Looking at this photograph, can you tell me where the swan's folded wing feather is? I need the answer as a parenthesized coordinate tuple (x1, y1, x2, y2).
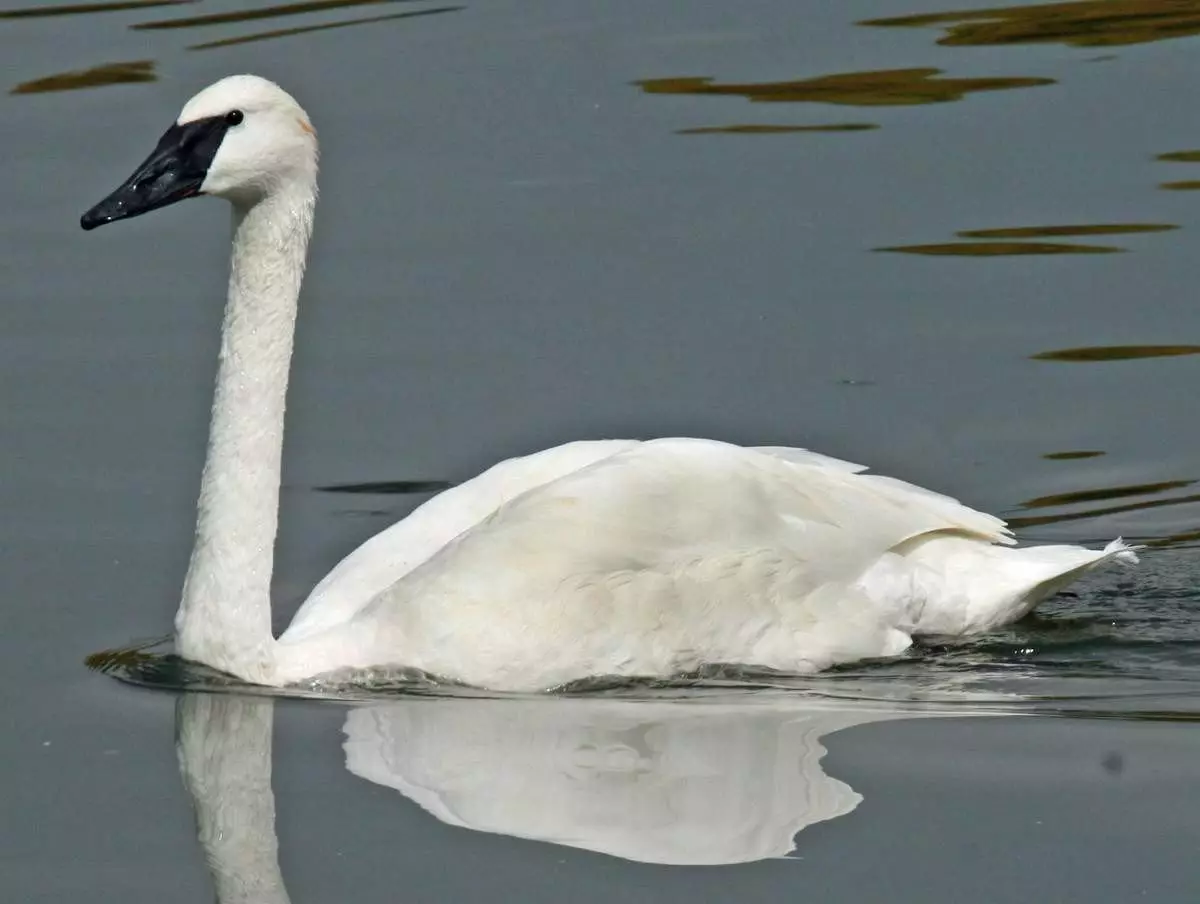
(755, 446, 1010, 544)
(751, 446, 867, 473)
(316, 439, 1015, 686)
(280, 440, 639, 641)
(283, 438, 1012, 665)
(852, 472, 1012, 545)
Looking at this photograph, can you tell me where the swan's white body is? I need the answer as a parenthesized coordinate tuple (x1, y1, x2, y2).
(87, 76, 1136, 692)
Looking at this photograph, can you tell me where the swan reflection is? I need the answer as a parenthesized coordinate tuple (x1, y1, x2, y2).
(177, 691, 977, 899)
(341, 697, 919, 865)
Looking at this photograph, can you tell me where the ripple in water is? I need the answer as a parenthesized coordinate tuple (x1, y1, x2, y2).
(86, 553, 1200, 721)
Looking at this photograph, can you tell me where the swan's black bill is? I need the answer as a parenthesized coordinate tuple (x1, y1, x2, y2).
(81, 115, 231, 231)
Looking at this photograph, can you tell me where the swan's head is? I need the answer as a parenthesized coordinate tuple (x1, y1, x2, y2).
(81, 74, 318, 230)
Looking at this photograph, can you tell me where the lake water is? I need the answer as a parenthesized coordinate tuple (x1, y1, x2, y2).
(3, 0, 1199, 900)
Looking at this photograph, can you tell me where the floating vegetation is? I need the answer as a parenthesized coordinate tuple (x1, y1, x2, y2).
(1159, 181, 1200, 191)
(879, 223, 1176, 256)
(958, 223, 1177, 239)
(188, 5, 462, 50)
(677, 123, 879, 135)
(862, 1, 1200, 49)
(1009, 491, 1200, 530)
(11, 59, 155, 94)
(1043, 450, 1106, 461)
(878, 241, 1120, 256)
(1157, 150, 1200, 163)
(5, 1, 462, 91)
(635, 67, 1053, 107)
(0, 0, 189, 19)
(1145, 528, 1200, 549)
(1022, 480, 1195, 511)
(133, 0, 417, 29)
(1009, 477, 1200, 531)
(1031, 345, 1200, 362)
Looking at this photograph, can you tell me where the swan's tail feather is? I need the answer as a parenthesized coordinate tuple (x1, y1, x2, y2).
(1019, 536, 1141, 613)
(872, 533, 1143, 636)
(1100, 537, 1142, 566)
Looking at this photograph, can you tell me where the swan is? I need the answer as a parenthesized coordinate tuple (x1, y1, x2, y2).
(80, 75, 1136, 691)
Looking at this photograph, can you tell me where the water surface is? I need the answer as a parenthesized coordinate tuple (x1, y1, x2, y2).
(2, 0, 1199, 901)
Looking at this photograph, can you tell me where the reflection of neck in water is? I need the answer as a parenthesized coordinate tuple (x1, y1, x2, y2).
(176, 694, 289, 904)
(176, 693, 966, 889)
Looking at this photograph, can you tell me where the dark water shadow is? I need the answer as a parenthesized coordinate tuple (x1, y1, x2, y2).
(131, 0, 424, 29)
(8, 0, 460, 91)
(1157, 150, 1200, 162)
(862, 1, 1200, 49)
(308, 478, 451, 519)
(0, 0, 189, 19)
(881, 222, 1175, 256)
(11, 59, 155, 94)
(1031, 344, 1200, 361)
(187, 5, 462, 50)
(1044, 450, 1106, 460)
(1007, 476, 1200, 538)
(879, 241, 1121, 255)
(635, 67, 1053, 107)
(678, 123, 879, 135)
(314, 479, 454, 495)
(960, 224, 1177, 238)
(1143, 527, 1200, 549)
(1009, 494, 1200, 530)
(1022, 480, 1195, 510)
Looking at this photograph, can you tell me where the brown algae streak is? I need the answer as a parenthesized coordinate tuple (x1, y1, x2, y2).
(1031, 345, 1200, 362)
(862, 1, 1200, 48)
(0, 0, 189, 19)
(1009, 485, 1200, 531)
(134, 0, 417, 29)
(1022, 480, 1195, 511)
(188, 5, 462, 50)
(958, 223, 1178, 238)
(878, 241, 1121, 255)
(1146, 528, 1200, 549)
(1043, 450, 1106, 461)
(1157, 150, 1200, 162)
(879, 223, 1178, 256)
(634, 68, 1053, 107)
(678, 123, 878, 135)
(12, 59, 155, 94)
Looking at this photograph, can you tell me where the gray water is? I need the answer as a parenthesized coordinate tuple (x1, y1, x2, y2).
(3, 0, 1200, 900)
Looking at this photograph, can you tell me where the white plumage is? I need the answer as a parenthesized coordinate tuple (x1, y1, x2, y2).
(82, 75, 1136, 692)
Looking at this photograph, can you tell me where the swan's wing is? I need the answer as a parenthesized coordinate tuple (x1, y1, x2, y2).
(751, 446, 867, 472)
(756, 445, 1009, 534)
(334, 438, 1011, 687)
(281, 440, 640, 641)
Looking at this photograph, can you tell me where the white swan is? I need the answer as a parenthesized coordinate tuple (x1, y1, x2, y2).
(81, 75, 1136, 691)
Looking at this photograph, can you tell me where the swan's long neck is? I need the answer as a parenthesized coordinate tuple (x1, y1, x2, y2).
(175, 184, 315, 681)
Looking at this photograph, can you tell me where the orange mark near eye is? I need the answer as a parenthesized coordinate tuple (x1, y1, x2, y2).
(298, 118, 316, 136)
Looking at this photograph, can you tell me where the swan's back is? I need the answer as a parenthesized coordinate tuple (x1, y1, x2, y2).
(278, 438, 1021, 688)
(284, 438, 1005, 642)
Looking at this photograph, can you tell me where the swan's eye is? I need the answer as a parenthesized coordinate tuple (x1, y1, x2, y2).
(225, 110, 244, 126)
